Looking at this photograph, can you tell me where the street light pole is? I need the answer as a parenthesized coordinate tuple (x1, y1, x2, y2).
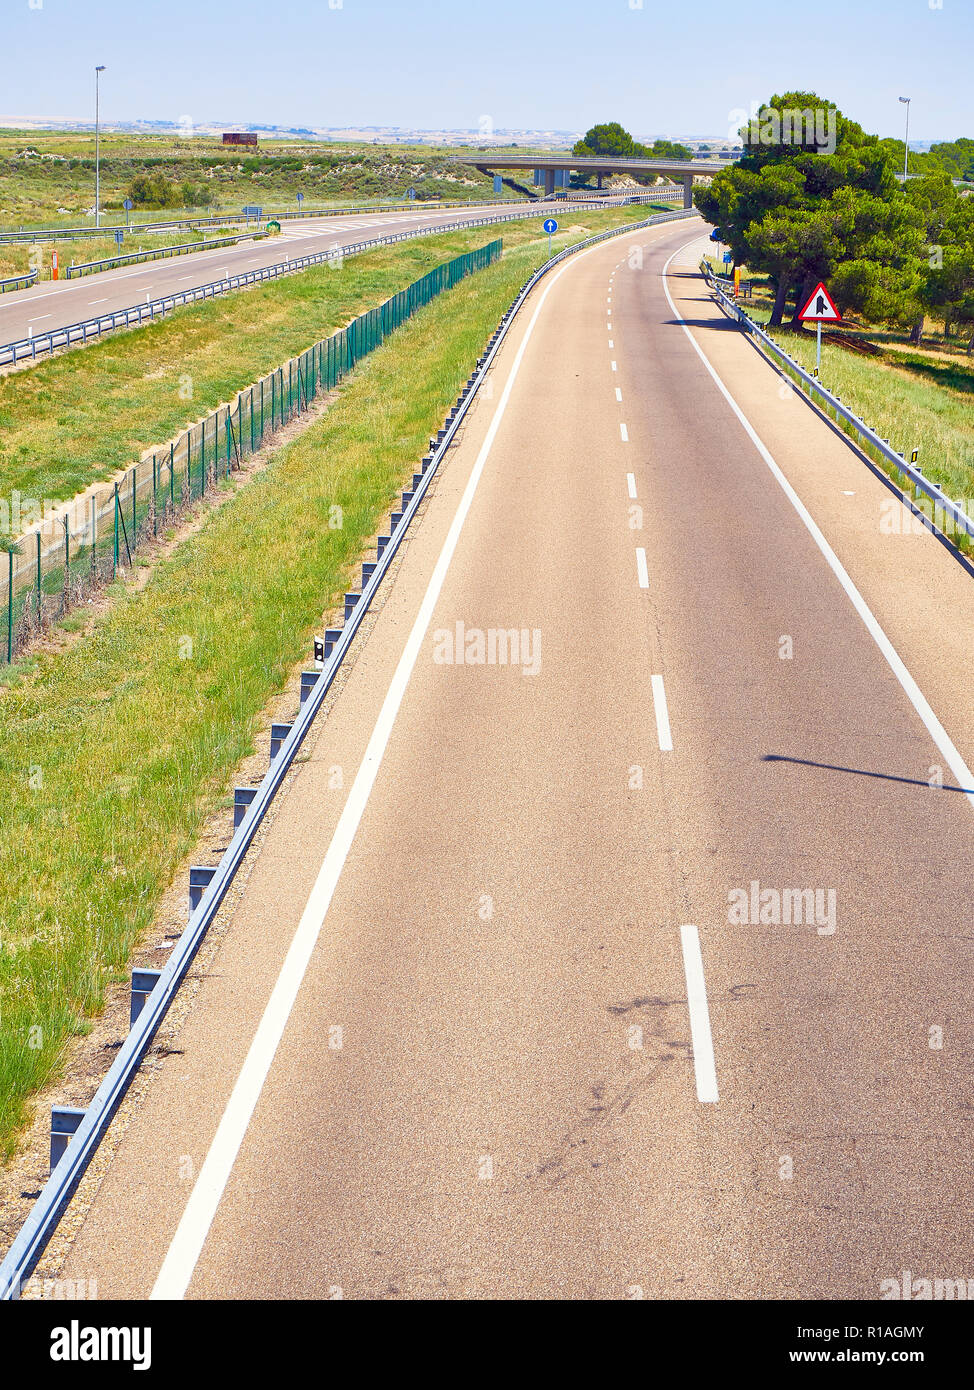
(95, 65, 106, 227)
(899, 96, 911, 180)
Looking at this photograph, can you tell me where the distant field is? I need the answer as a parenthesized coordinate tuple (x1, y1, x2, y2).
(0, 127, 521, 226)
(0, 203, 656, 513)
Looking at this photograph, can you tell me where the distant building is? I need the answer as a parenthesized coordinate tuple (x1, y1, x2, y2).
(222, 132, 258, 147)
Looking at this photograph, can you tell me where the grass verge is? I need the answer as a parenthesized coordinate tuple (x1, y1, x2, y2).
(753, 318, 974, 502)
(0, 205, 655, 510)
(0, 211, 653, 1155)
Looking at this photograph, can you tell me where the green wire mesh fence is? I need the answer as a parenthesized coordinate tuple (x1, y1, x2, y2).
(1, 238, 502, 663)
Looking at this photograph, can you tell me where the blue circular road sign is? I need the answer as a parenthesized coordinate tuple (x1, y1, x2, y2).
(543, 218, 558, 234)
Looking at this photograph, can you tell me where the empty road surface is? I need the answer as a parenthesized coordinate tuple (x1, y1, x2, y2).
(53, 216, 974, 1299)
(0, 197, 638, 350)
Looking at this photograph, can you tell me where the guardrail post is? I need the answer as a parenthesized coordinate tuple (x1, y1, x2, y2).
(188, 865, 217, 912)
(130, 969, 162, 1029)
(300, 670, 320, 705)
(270, 723, 293, 760)
(227, 787, 257, 830)
(50, 1107, 85, 1173)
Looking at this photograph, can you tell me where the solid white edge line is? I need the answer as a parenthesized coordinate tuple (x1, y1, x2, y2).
(149, 227, 650, 1302)
(679, 925, 719, 1104)
(661, 239, 974, 813)
(635, 547, 649, 589)
(651, 673, 673, 750)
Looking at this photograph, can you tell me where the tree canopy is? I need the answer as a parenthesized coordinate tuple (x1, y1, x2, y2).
(694, 91, 974, 342)
(572, 123, 692, 164)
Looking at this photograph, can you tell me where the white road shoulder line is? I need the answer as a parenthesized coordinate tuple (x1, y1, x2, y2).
(661, 239, 974, 813)
(149, 231, 624, 1302)
(679, 925, 719, 1103)
(651, 673, 672, 750)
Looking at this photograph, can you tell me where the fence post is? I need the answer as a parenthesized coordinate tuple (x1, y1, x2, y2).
(131, 467, 137, 544)
(63, 516, 69, 608)
(6, 548, 12, 663)
(169, 442, 175, 514)
(250, 387, 255, 454)
(152, 453, 158, 536)
(90, 495, 97, 577)
(36, 530, 41, 623)
(113, 483, 119, 577)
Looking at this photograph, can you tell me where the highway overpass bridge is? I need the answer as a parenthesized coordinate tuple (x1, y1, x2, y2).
(451, 153, 730, 205)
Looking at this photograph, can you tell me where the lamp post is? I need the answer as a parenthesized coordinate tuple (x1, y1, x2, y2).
(899, 96, 911, 180)
(95, 65, 106, 227)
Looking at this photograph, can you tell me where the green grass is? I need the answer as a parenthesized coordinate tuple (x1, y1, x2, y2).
(0, 208, 655, 1155)
(0, 204, 655, 514)
(752, 317, 974, 502)
(0, 128, 510, 225)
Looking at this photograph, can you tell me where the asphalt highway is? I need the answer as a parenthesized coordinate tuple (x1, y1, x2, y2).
(56, 216, 974, 1300)
(0, 197, 635, 351)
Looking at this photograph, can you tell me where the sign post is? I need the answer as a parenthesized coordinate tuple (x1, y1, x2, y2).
(123, 197, 133, 228)
(798, 281, 842, 376)
(543, 217, 558, 258)
(51, 249, 58, 282)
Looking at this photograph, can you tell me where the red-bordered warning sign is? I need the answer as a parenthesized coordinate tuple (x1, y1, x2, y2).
(798, 281, 841, 322)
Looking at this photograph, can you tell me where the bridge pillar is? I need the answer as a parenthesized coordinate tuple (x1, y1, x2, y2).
(683, 174, 694, 209)
(597, 172, 603, 190)
(544, 168, 556, 197)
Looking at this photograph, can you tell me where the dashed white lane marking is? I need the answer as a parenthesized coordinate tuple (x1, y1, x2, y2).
(619, 423, 629, 442)
(608, 339, 614, 348)
(611, 360, 617, 371)
(636, 547, 649, 588)
(148, 228, 623, 1302)
(661, 237, 974, 816)
(651, 673, 673, 751)
(87, 298, 107, 305)
(627, 473, 637, 499)
(27, 314, 51, 321)
(615, 387, 623, 402)
(679, 925, 719, 1103)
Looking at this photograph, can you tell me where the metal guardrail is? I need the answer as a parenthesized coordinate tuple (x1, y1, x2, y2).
(0, 190, 673, 245)
(0, 201, 636, 367)
(64, 230, 266, 279)
(0, 197, 537, 244)
(701, 262, 974, 543)
(0, 204, 697, 1300)
(0, 270, 37, 293)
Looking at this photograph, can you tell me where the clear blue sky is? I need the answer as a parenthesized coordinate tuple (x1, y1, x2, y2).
(5, 0, 972, 141)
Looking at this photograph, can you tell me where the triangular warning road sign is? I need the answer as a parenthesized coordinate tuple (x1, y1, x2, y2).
(798, 281, 841, 322)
